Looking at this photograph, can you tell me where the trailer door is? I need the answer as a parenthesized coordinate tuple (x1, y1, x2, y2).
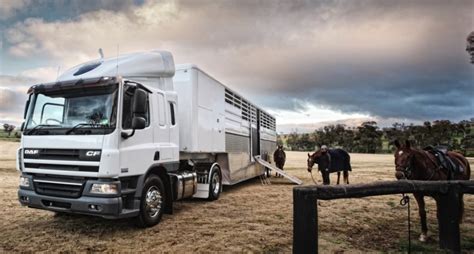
(251, 109, 260, 157)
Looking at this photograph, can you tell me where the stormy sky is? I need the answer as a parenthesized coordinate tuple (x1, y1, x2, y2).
(0, 0, 473, 130)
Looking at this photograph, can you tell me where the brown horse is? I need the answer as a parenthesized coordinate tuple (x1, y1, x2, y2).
(393, 140, 471, 242)
(273, 145, 286, 177)
(307, 147, 351, 185)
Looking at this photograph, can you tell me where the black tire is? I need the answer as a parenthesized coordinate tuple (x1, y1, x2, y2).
(136, 175, 166, 227)
(208, 166, 221, 201)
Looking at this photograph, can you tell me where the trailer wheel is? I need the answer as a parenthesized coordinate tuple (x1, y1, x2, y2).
(208, 166, 221, 201)
(136, 175, 166, 227)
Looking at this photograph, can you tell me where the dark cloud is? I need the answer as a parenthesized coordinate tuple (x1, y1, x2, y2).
(2, 0, 474, 123)
(1, 0, 141, 22)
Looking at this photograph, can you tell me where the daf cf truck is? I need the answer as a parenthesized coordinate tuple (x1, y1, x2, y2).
(16, 50, 277, 227)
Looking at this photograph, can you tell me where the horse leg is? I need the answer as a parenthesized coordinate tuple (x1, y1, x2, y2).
(343, 171, 349, 184)
(337, 172, 340, 185)
(414, 193, 428, 242)
(460, 193, 464, 224)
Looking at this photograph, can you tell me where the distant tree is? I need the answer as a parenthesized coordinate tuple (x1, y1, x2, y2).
(384, 122, 409, 147)
(277, 134, 284, 147)
(461, 134, 474, 156)
(298, 133, 316, 151)
(286, 131, 300, 151)
(431, 120, 455, 146)
(3, 124, 15, 136)
(355, 121, 383, 153)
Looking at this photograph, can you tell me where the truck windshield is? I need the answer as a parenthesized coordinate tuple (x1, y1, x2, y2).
(24, 85, 118, 135)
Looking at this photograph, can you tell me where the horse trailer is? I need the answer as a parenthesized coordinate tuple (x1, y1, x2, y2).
(17, 50, 276, 226)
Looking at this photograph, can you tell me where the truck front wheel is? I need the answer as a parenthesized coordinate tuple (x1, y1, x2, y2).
(208, 166, 221, 201)
(136, 175, 166, 227)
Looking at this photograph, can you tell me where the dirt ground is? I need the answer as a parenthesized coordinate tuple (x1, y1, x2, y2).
(0, 140, 473, 253)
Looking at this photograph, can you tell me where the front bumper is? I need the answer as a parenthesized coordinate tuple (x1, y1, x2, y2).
(18, 189, 138, 219)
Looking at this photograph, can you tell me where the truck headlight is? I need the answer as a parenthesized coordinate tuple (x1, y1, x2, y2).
(19, 176, 30, 187)
(90, 183, 118, 194)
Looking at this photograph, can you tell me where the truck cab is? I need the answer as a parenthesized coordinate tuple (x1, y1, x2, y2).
(17, 51, 222, 227)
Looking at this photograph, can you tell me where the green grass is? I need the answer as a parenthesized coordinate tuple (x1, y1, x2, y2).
(0, 130, 21, 142)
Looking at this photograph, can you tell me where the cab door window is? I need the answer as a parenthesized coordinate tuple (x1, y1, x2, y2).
(122, 85, 150, 129)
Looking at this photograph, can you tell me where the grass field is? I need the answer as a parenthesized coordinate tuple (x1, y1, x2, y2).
(0, 129, 20, 142)
(0, 140, 473, 252)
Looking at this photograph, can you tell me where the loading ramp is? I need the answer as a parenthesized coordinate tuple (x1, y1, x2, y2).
(254, 156, 303, 185)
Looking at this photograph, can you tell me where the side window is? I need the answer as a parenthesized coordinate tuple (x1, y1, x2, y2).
(122, 85, 150, 129)
(157, 94, 166, 126)
(169, 102, 176, 126)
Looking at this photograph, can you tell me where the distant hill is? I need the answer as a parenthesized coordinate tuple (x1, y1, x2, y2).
(277, 117, 422, 134)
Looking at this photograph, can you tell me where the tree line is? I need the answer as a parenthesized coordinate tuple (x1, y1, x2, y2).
(279, 119, 474, 156)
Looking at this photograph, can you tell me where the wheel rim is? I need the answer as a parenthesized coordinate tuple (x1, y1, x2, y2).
(212, 171, 220, 196)
(145, 186, 162, 218)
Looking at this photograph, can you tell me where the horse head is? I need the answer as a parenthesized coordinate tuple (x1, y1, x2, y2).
(393, 140, 415, 180)
(307, 150, 325, 172)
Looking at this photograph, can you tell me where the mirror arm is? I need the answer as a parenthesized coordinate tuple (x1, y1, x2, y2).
(121, 129, 135, 139)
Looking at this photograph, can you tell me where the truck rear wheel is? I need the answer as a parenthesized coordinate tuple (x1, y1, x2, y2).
(136, 175, 165, 227)
(208, 166, 221, 201)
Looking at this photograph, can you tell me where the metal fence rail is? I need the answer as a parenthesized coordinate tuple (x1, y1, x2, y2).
(293, 180, 474, 253)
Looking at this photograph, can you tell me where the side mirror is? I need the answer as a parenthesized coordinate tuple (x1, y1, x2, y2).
(132, 89, 147, 114)
(132, 117, 146, 130)
(122, 89, 148, 139)
(20, 122, 25, 132)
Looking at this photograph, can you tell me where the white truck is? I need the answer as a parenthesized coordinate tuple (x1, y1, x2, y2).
(16, 50, 277, 227)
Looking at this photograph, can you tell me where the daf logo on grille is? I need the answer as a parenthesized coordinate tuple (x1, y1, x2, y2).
(24, 149, 39, 155)
(86, 151, 101, 157)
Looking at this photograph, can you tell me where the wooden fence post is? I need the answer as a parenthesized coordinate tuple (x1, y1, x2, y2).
(293, 189, 317, 254)
(435, 184, 461, 253)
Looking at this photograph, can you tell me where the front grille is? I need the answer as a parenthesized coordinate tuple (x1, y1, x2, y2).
(25, 163, 99, 172)
(34, 178, 85, 198)
(23, 148, 101, 161)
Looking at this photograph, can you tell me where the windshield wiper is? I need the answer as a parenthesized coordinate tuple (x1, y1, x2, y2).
(25, 124, 59, 135)
(65, 123, 109, 135)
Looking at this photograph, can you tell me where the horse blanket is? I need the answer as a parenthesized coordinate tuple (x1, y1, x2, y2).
(317, 149, 352, 173)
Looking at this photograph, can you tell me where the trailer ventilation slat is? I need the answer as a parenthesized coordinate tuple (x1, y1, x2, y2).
(224, 88, 275, 131)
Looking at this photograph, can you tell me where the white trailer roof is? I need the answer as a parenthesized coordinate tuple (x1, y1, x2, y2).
(175, 64, 275, 121)
(58, 50, 175, 81)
